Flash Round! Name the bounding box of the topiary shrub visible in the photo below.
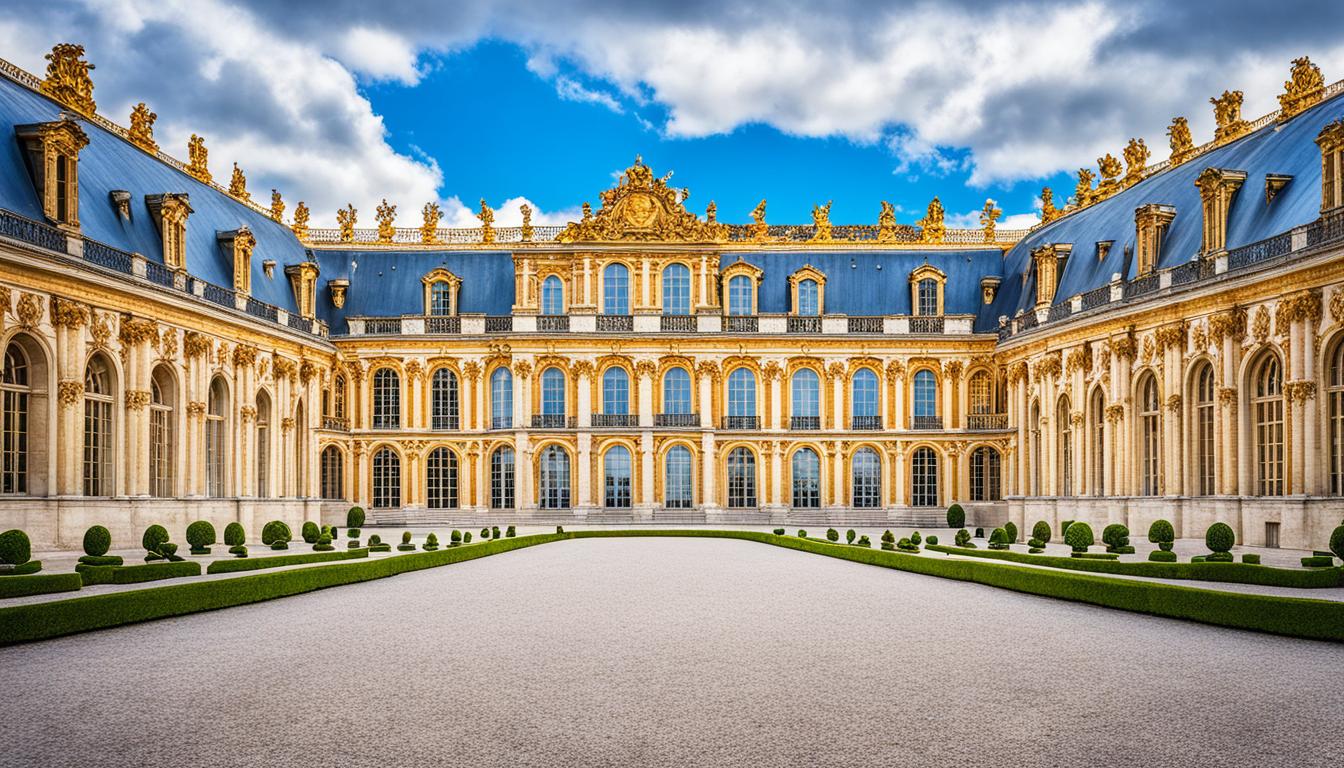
[506,525,516,538]
[463,531,473,543]
[556,526,565,534]
[897,537,919,552]
[974,527,984,538]
[880,530,895,551]
[988,527,1010,550]
[481,527,490,540]
[857,535,871,548]
[141,524,183,562]
[1061,520,1075,539]
[346,506,365,529]
[185,520,216,555]
[1064,521,1095,553]
[773,528,786,535]
[1242,553,1261,565]
[0,529,32,566]
[223,522,246,557]
[1102,523,1132,554]
[798,529,807,538]
[954,528,975,548]
[946,503,965,529]
[911,531,922,546]
[261,521,291,547]
[1329,525,1344,562]
[301,521,320,544]
[83,525,111,557]
[1032,520,1051,545]
[401,532,420,551]
[1205,522,1235,562]
[1302,555,1335,567]
[926,535,938,546]
[447,530,461,548]
[846,529,856,544]
[423,532,439,551]
[314,534,335,552]
[492,526,501,540]
[1004,521,1018,544]
[826,528,839,542]
[1148,550,1178,562]
[1148,519,1176,552]
[368,534,391,553]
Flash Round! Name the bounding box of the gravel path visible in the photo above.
[2,537,1340,768]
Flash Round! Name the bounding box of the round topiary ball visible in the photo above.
[1205,522,1235,553]
[224,522,246,547]
[369,534,382,546]
[927,535,939,546]
[186,520,216,550]
[346,506,365,528]
[301,521,321,544]
[1032,520,1051,544]
[402,531,413,544]
[946,503,965,529]
[1102,523,1130,550]
[1064,522,1095,552]
[1329,525,1344,561]
[142,524,169,553]
[261,520,291,546]
[0,529,31,566]
[989,527,1008,545]
[1148,519,1175,551]
[83,525,112,557]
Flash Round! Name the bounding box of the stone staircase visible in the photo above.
[365,506,953,530]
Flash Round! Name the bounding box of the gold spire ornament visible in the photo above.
[270,190,285,222]
[128,102,157,153]
[229,163,249,201]
[917,197,945,243]
[1040,187,1059,224]
[1278,56,1324,122]
[979,199,1002,243]
[877,201,898,242]
[1211,90,1249,144]
[478,199,495,244]
[1074,168,1096,207]
[336,204,357,243]
[375,199,396,243]
[421,202,441,244]
[292,202,310,240]
[809,200,833,242]
[1096,153,1122,198]
[1122,138,1149,186]
[750,199,768,242]
[519,203,534,242]
[40,43,96,116]
[187,135,211,183]
[1167,116,1194,164]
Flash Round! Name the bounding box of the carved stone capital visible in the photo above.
[57,379,84,406]
[125,389,151,411]
[49,296,88,330]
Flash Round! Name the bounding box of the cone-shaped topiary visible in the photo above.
[1032,520,1051,545]
[1148,519,1176,552]
[346,506,365,528]
[0,529,31,565]
[946,503,965,529]
[1205,522,1235,562]
[1004,521,1018,544]
[185,520,216,555]
[1065,521,1095,552]
[301,521,320,544]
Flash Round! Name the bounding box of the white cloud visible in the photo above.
[553,76,624,113]
[440,196,581,228]
[333,26,424,85]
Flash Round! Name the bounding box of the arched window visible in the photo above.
[294,400,307,496]
[726,447,756,508]
[603,263,629,315]
[1331,341,1344,495]
[431,368,460,430]
[604,445,632,508]
[333,374,347,421]
[1253,355,1284,496]
[727,275,753,316]
[429,281,454,316]
[255,391,271,497]
[851,447,881,508]
[851,368,879,429]
[727,368,756,427]
[320,445,343,500]
[539,445,571,509]
[1057,395,1072,497]
[541,275,564,315]
[541,368,566,416]
[911,447,939,507]
[662,367,692,415]
[968,371,992,416]
[205,376,227,498]
[1,342,32,494]
[1194,363,1215,496]
[916,278,938,316]
[791,448,821,508]
[149,366,175,498]
[1090,389,1105,496]
[426,447,458,509]
[790,368,820,429]
[83,354,115,496]
[372,448,400,508]
[970,446,1001,501]
[602,368,629,415]
[664,445,693,508]
[491,447,515,509]
[1029,400,1041,496]
[913,369,937,427]
[662,264,691,315]
[372,368,400,429]
[797,279,819,316]
[490,367,513,430]
[1140,375,1161,496]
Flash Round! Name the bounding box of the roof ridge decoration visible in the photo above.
[40,44,95,117]
[557,156,729,243]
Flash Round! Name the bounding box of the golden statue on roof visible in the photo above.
[229,163,249,201]
[520,203,534,242]
[1074,168,1095,207]
[1211,90,1249,144]
[1122,138,1149,186]
[375,199,396,243]
[292,202,310,240]
[877,201,898,242]
[421,202,441,244]
[478,199,495,244]
[270,190,284,222]
[40,44,96,116]
[810,200,833,242]
[1278,56,1324,122]
[336,204,357,243]
[1167,116,1194,164]
[1040,187,1059,224]
[556,157,729,243]
[187,135,211,184]
[1096,153,1122,198]
[128,102,157,153]
[749,199,769,242]
[979,199,1002,243]
[918,197,945,244]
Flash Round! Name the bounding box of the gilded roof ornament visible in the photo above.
[749,199,769,242]
[877,201,898,242]
[1167,117,1194,164]
[1122,138,1149,186]
[979,199,1002,243]
[809,200,833,242]
[228,163,249,201]
[519,203,533,242]
[336,204,357,243]
[128,102,157,153]
[477,199,495,244]
[375,199,396,244]
[1095,153,1122,198]
[1278,56,1324,122]
[705,201,717,223]
[187,134,211,184]
[292,202,310,240]
[1211,90,1249,144]
[556,157,728,243]
[270,190,284,222]
[917,197,945,243]
[421,202,441,244]
[40,44,96,116]
[1074,168,1095,207]
[1040,187,1059,224]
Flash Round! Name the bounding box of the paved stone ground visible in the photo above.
[2,537,1339,768]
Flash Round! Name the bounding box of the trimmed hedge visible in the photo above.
[1301,555,1335,568]
[346,507,365,528]
[1148,550,1178,563]
[207,548,368,574]
[1071,551,1120,560]
[301,521,321,544]
[1003,522,1018,544]
[0,561,42,575]
[0,572,82,599]
[78,561,200,586]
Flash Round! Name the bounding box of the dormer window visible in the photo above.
[421,268,462,316]
[908,264,946,316]
[721,260,763,316]
[218,227,256,296]
[1195,167,1246,255]
[1134,204,1176,276]
[285,262,320,319]
[16,119,89,230]
[145,193,192,271]
[1317,118,1344,212]
[788,266,825,316]
[1031,244,1071,308]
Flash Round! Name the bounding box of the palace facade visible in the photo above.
[1,47,1342,550]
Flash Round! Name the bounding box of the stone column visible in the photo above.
[766,365,782,431]
[50,298,87,496]
[701,432,718,511]
[830,441,845,509]
[575,362,593,429]
[640,430,655,514]
[576,432,593,512]
[828,363,844,431]
[893,444,907,506]
[516,433,534,510]
[636,361,655,428]
[697,363,715,428]
[1299,294,1322,495]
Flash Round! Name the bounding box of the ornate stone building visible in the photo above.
[0,47,1341,550]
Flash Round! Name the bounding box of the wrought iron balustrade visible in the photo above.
[660,315,696,332]
[847,316,884,334]
[1307,206,1344,248]
[596,315,633,332]
[83,239,133,274]
[850,415,882,430]
[1169,258,1212,287]
[287,313,309,331]
[1047,302,1071,322]
[724,316,758,333]
[246,297,278,322]
[200,282,235,309]
[787,316,821,334]
[491,416,513,430]
[485,316,512,333]
[364,317,402,335]
[144,260,176,288]
[911,415,943,430]
[1125,273,1160,299]
[909,316,944,334]
[592,413,638,428]
[655,413,700,428]
[530,414,573,429]
[537,315,569,332]
[1017,312,1039,332]
[966,413,1009,430]
[1228,231,1293,271]
[426,315,460,334]
[0,209,67,252]
[1080,285,1111,311]
[790,416,821,430]
[721,415,760,430]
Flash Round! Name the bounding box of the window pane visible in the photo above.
[665,446,693,508]
[603,264,629,315]
[797,279,819,316]
[913,371,936,417]
[491,447,515,509]
[491,368,513,429]
[662,264,690,315]
[663,368,692,414]
[604,446,632,508]
[602,368,629,415]
[851,448,881,508]
[728,275,753,316]
[791,448,820,508]
[791,369,819,417]
[541,369,566,416]
[852,369,878,418]
[542,276,563,315]
[728,369,756,416]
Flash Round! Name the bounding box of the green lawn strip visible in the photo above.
[77,561,201,586]
[924,543,1343,588]
[0,572,82,599]
[206,548,369,574]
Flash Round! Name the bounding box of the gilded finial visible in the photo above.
[749,199,768,242]
[979,199,1002,243]
[1122,138,1149,186]
[581,202,593,223]
[229,163,249,201]
[1074,168,1095,207]
[877,201,898,242]
[291,201,310,240]
[375,199,396,244]
[705,201,717,223]
[519,203,534,242]
[1096,153,1122,198]
[477,199,495,244]
[421,202,441,244]
[128,102,157,153]
[1211,90,1249,144]
[1040,187,1059,224]
[809,200,833,242]
[917,197,945,243]
[187,134,211,184]
[336,204,357,243]
[270,190,284,222]
[40,43,96,116]
[1167,116,1194,164]
[1278,56,1324,122]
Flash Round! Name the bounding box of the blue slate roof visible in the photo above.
[990,88,1344,328]
[312,249,516,324]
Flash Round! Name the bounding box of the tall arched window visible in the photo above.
[1253,355,1284,496]
[727,275,753,316]
[913,369,937,427]
[541,275,564,315]
[83,354,115,496]
[603,263,629,315]
[602,368,629,415]
[491,446,515,509]
[1331,341,1344,495]
[490,367,513,429]
[255,391,271,497]
[372,447,400,508]
[791,448,821,508]
[1090,389,1105,496]
[320,445,343,500]
[429,281,453,316]
[205,376,227,497]
[603,445,632,508]
[851,447,881,508]
[431,368,460,430]
[333,374,347,422]
[790,368,820,429]
[970,446,1001,501]
[1,341,34,494]
[911,447,939,506]
[541,367,566,416]
[968,371,992,420]
[1194,363,1216,496]
[426,447,458,509]
[726,447,756,508]
[664,445,693,508]
[149,365,175,498]
[1140,375,1161,496]
[372,368,400,429]
[539,445,570,509]
[851,368,879,429]
[797,279,819,316]
[1057,395,1072,497]
[662,263,690,315]
[726,368,756,427]
[662,367,692,415]
[916,279,938,316]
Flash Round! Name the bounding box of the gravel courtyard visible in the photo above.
[2,537,1340,768]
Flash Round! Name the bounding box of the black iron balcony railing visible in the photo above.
[246,297,278,322]
[592,413,638,428]
[0,208,67,252]
[531,414,574,429]
[83,239,133,274]
[537,315,569,332]
[660,315,696,332]
[911,415,943,430]
[847,316,884,333]
[322,416,350,431]
[722,415,760,430]
[1125,272,1160,299]
[426,315,461,334]
[790,416,821,430]
[909,316,944,334]
[596,314,634,332]
[851,415,882,430]
[724,315,758,332]
[1080,284,1110,311]
[787,316,822,334]
[485,316,513,333]
[491,415,513,430]
[966,413,1009,430]
[655,413,700,428]
[365,317,402,335]
[200,281,235,309]
[287,313,309,331]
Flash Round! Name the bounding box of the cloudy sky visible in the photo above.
[4,0,1342,230]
